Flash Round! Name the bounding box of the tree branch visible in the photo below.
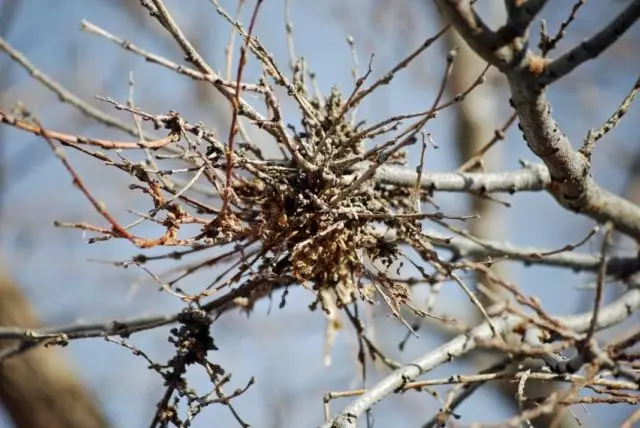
[434,0,525,70]
[507,72,640,238]
[503,0,548,38]
[376,226,640,274]
[326,287,640,427]
[434,0,640,239]
[0,35,156,141]
[541,0,640,86]
[369,162,549,193]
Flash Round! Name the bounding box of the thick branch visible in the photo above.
[507,75,640,238]
[434,0,525,69]
[369,162,550,193]
[503,0,548,38]
[435,0,640,239]
[541,0,640,86]
[327,287,640,427]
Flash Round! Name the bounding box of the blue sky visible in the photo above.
[1,1,639,427]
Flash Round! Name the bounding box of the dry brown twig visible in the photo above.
[0,1,639,427]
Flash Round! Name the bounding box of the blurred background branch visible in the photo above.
[0,1,638,427]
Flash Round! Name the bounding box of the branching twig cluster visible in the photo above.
[1,0,639,427]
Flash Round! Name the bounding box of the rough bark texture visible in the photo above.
[434,0,640,239]
[0,269,108,428]
[443,24,578,428]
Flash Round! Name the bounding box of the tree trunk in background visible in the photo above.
[443,25,579,428]
[0,3,107,423]
[446,29,507,288]
[0,267,108,428]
